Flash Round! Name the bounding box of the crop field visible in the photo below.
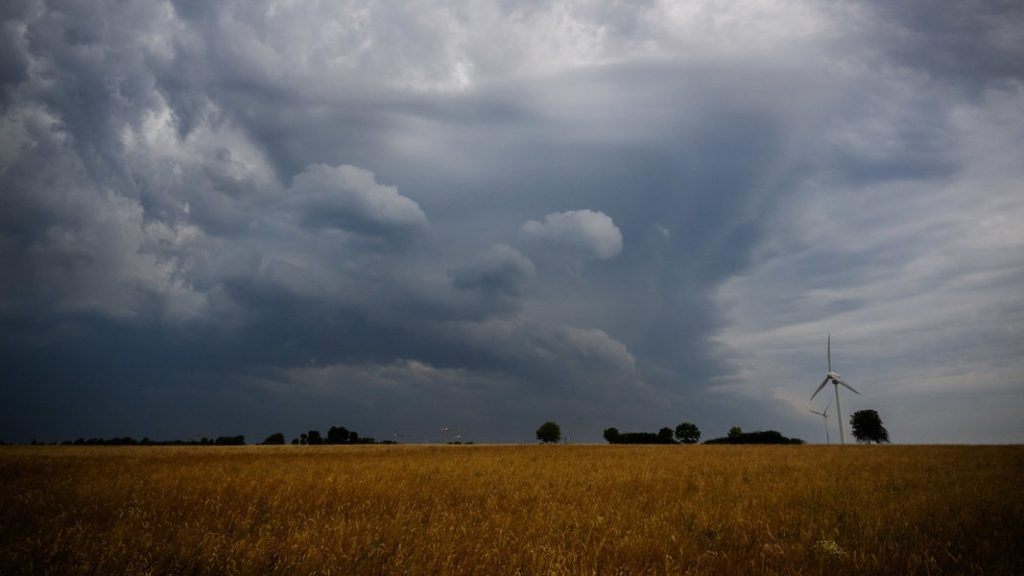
[1,445,1022,575]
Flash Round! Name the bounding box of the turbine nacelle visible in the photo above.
[828,371,859,394]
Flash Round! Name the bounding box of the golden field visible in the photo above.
[1,445,1022,575]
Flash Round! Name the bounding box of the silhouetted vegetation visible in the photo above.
[536,421,561,444]
[603,423,705,445]
[604,429,677,444]
[261,433,286,445]
[703,429,804,444]
[297,426,377,445]
[603,422,708,445]
[45,424,382,447]
[57,436,247,446]
[674,422,701,444]
[850,409,890,444]
[327,426,350,444]
[215,435,246,446]
[305,430,323,445]
[324,426,376,444]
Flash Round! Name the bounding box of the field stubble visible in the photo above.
[1,445,1021,575]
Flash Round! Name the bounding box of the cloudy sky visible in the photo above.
[2,0,1022,444]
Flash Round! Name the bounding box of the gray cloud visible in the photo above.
[1,0,1021,444]
[520,209,623,260]
[449,244,535,317]
[285,163,428,240]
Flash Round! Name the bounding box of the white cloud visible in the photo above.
[520,209,622,260]
[160,1,837,96]
[286,164,428,236]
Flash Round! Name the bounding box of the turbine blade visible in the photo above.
[824,400,832,416]
[810,375,829,400]
[827,333,832,372]
[840,380,860,395]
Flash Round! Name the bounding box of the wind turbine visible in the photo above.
[809,400,832,445]
[810,334,859,444]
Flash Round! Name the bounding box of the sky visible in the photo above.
[1,0,1022,445]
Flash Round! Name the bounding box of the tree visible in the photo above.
[658,427,676,444]
[262,432,285,445]
[674,422,701,444]
[214,435,245,445]
[728,426,743,439]
[536,421,561,444]
[306,430,323,445]
[327,426,350,444]
[603,427,621,444]
[850,410,890,444]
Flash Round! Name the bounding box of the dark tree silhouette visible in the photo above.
[728,426,743,438]
[603,430,677,444]
[327,426,350,444]
[674,422,701,444]
[536,421,561,444]
[850,409,890,444]
[262,432,286,445]
[704,430,804,445]
[306,430,323,445]
[214,435,245,445]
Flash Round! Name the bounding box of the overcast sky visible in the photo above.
[2,0,1022,444]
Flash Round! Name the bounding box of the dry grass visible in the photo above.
[1,445,1021,575]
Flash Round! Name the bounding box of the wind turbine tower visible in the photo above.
[810,334,860,444]
[809,401,832,445]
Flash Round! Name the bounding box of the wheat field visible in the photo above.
[1,445,1021,575]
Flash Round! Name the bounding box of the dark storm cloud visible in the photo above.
[1,0,1022,443]
[0,4,32,109]
[449,244,535,319]
[864,0,1024,90]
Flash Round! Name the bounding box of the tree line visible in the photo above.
[17,409,888,447]
[40,425,393,447]
[286,426,391,445]
[537,409,889,445]
[55,435,246,446]
[597,423,803,445]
